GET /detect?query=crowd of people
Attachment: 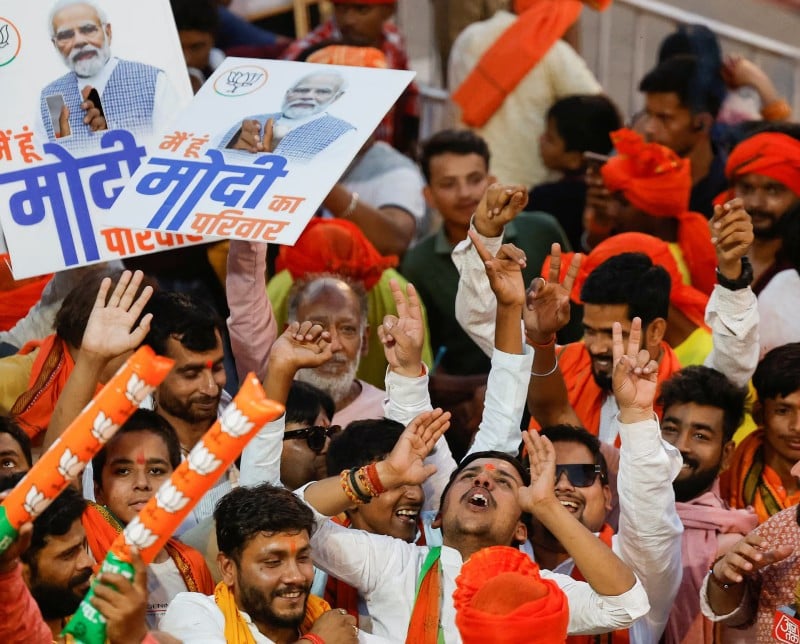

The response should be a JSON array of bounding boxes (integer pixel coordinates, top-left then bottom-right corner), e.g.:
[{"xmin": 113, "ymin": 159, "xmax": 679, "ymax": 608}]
[{"xmin": 2, "ymin": 0, "xmax": 800, "ymax": 642}]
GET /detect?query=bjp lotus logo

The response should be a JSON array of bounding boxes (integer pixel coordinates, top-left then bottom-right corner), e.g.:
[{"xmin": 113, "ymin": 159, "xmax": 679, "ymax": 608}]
[
  {"xmin": 220, "ymin": 404, "xmax": 254, "ymax": 438},
  {"xmin": 124, "ymin": 517, "xmax": 158, "ymax": 550},
  {"xmin": 0, "ymin": 18, "xmax": 21, "ymax": 67},
  {"xmin": 125, "ymin": 373, "xmax": 150, "ymax": 405},
  {"xmin": 155, "ymin": 482, "xmax": 190, "ymax": 513},
  {"xmin": 187, "ymin": 443, "xmax": 222, "ymax": 476}
]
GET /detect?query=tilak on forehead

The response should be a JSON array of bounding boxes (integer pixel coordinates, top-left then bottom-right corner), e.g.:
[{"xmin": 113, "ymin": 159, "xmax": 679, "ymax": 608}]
[
  {"xmin": 484, "ymin": 464, "xmax": 497, "ymax": 471},
  {"xmin": 205, "ymin": 360, "xmax": 213, "ymax": 370}
]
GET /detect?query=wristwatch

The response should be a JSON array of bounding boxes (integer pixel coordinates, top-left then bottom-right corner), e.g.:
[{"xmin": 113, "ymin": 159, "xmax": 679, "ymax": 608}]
[{"xmin": 716, "ymin": 257, "xmax": 753, "ymax": 290}]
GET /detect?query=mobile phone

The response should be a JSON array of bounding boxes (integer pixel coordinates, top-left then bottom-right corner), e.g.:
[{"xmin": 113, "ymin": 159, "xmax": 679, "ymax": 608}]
[
  {"xmin": 45, "ymin": 93, "xmax": 66, "ymax": 137},
  {"xmin": 583, "ymin": 151, "xmax": 610, "ymax": 174},
  {"xmin": 86, "ymin": 87, "xmax": 105, "ymax": 120}
]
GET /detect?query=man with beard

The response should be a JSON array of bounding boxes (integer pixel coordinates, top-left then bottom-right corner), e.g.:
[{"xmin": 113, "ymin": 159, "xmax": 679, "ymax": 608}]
[
  {"xmin": 721, "ymin": 342, "xmax": 800, "ymax": 523},
  {"xmin": 220, "ymin": 71, "xmax": 356, "ymax": 163},
  {"xmin": 161, "ymin": 483, "xmax": 358, "ymax": 643},
  {"xmin": 722, "ymin": 128, "xmax": 800, "ymax": 294},
  {"xmin": 0, "ymin": 480, "xmax": 161, "ymax": 643},
  {"xmin": 288, "ymin": 276, "xmax": 385, "ymax": 427},
  {"xmin": 40, "ymin": 0, "xmax": 180, "ymax": 145},
  {"xmin": 657, "ymin": 366, "xmax": 758, "ymax": 644}
]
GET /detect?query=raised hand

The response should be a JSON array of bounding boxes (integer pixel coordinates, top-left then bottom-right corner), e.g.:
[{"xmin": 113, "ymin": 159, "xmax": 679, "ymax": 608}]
[
  {"xmin": 473, "ymin": 183, "xmax": 528, "ymax": 238},
  {"xmin": 517, "ymin": 429, "xmax": 558, "ymax": 515},
  {"xmin": 80, "ymin": 270, "xmax": 153, "ymax": 362},
  {"xmin": 378, "ymin": 279, "xmax": 425, "ymax": 377},
  {"xmin": 469, "ymin": 229, "xmax": 526, "ymax": 307},
  {"xmin": 711, "ymin": 532, "xmax": 793, "ymax": 586},
  {"xmin": 231, "ymin": 118, "xmax": 274, "ymax": 153},
  {"xmin": 378, "ymin": 409, "xmax": 450, "ymax": 489},
  {"xmin": 269, "ymin": 321, "xmax": 332, "ymax": 372},
  {"xmin": 611, "ymin": 317, "xmax": 658, "ymax": 423},
  {"xmin": 711, "ymin": 197, "xmax": 754, "ymax": 281},
  {"xmin": 523, "ymin": 243, "xmax": 581, "ymax": 343},
  {"xmin": 91, "ymin": 548, "xmax": 149, "ymax": 644}
]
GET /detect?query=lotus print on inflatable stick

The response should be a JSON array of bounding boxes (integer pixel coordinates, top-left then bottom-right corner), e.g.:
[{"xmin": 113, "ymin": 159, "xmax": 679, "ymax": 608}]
[
  {"xmin": 63, "ymin": 374, "xmax": 284, "ymax": 643},
  {"xmin": 0, "ymin": 346, "xmax": 174, "ymax": 556}
]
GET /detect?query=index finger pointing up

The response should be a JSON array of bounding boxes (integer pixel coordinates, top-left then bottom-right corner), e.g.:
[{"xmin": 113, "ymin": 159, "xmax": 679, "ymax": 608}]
[{"xmin": 468, "ymin": 229, "xmax": 493, "ymax": 263}]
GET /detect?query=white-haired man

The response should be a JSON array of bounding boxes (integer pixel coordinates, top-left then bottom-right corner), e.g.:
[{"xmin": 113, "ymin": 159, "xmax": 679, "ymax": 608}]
[
  {"xmin": 219, "ymin": 71, "xmax": 356, "ymax": 163},
  {"xmin": 40, "ymin": 0, "xmax": 180, "ymax": 145}
]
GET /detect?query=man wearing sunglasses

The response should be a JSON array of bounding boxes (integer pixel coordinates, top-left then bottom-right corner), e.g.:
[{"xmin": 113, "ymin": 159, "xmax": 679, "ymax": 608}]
[{"xmin": 40, "ymin": 0, "xmax": 181, "ymax": 147}]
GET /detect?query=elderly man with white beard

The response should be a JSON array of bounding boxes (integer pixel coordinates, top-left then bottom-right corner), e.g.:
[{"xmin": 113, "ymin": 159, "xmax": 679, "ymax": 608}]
[
  {"xmin": 287, "ymin": 275, "xmax": 386, "ymax": 426},
  {"xmin": 39, "ymin": 0, "xmax": 181, "ymax": 146}
]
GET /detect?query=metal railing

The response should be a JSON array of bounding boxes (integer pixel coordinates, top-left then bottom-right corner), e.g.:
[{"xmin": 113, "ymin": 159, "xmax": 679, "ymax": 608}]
[{"xmin": 584, "ymin": 0, "xmax": 800, "ymax": 118}]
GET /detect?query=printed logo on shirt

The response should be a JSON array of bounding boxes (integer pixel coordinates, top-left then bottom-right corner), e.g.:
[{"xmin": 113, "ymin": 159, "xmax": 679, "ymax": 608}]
[
  {"xmin": 0, "ymin": 18, "xmax": 21, "ymax": 67},
  {"xmin": 773, "ymin": 610, "xmax": 800, "ymax": 643},
  {"xmin": 214, "ymin": 65, "xmax": 268, "ymax": 97}
]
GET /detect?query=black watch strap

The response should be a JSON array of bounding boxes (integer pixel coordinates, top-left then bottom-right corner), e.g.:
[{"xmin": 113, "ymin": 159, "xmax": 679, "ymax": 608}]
[{"xmin": 716, "ymin": 257, "xmax": 753, "ymax": 290}]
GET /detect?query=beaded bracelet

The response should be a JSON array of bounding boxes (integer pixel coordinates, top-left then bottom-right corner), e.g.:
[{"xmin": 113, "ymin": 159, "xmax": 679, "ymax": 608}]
[
  {"xmin": 340, "ymin": 469, "xmax": 367, "ymax": 505},
  {"xmin": 349, "ymin": 467, "xmax": 373, "ymax": 504}
]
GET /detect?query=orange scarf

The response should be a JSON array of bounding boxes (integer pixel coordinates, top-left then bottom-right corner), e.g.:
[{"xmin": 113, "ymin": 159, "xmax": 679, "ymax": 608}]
[
  {"xmin": 406, "ymin": 547, "xmax": 442, "ymax": 644},
  {"xmin": 214, "ymin": 580, "xmax": 330, "ymax": 644},
  {"xmin": 719, "ymin": 430, "xmax": 800, "ymax": 524},
  {"xmin": 81, "ymin": 503, "xmax": 214, "ymax": 594},
  {"xmin": 452, "ymin": 0, "xmax": 610, "ymax": 127},
  {"xmin": 568, "ymin": 524, "xmax": 628, "ymax": 644},
  {"xmin": 10, "ymin": 335, "xmax": 74, "ymax": 440},
  {"xmin": 553, "ymin": 341, "xmax": 681, "ymax": 439},
  {"xmin": 0, "ymin": 254, "xmax": 51, "ymax": 331}
]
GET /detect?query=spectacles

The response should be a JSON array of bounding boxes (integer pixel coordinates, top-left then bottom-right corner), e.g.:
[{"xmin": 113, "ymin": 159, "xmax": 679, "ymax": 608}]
[
  {"xmin": 53, "ymin": 23, "xmax": 102, "ymax": 43},
  {"xmin": 283, "ymin": 425, "xmax": 341, "ymax": 453},
  {"xmin": 555, "ymin": 464, "xmax": 604, "ymax": 488}
]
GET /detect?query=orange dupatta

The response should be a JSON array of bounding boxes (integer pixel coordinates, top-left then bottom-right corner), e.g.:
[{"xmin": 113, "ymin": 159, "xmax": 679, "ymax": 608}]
[
  {"xmin": 719, "ymin": 430, "xmax": 800, "ymax": 524},
  {"xmin": 452, "ymin": 0, "xmax": 611, "ymax": 127},
  {"xmin": 554, "ymin": 341, "xmax": 681, "ymax": 439},
  {"xmin": 82, "ymin": 502, "xmax": 214, "ymax": 594},
  {"xmin": 406, "ymin": 547, "xmax": 443, "ymax": 644}
]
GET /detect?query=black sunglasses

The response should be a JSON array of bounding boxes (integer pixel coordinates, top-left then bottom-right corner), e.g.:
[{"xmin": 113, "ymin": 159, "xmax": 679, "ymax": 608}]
[
  {"xmin": 283, "ymin": 425, "xmax": 341, "ymax": 452},
  {"xmin": 555, "ymin": 464, "xmax": 604, "ymax": 488}
]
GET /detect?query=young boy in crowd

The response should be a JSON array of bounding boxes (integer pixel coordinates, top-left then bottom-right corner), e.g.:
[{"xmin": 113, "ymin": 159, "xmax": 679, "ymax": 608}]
[{"xmin": 529, "ymin": 94, "xmax": 622, "ymax": 251}]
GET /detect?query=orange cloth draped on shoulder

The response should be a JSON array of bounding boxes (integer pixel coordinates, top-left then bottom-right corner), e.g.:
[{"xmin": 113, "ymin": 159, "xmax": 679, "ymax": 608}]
[
  {"xmin": 454, "ymin": 546, "xmax": 569, "ymax": 644},
  {"xmin": 452, "ymin": 0, "xmax": 611, "ymax": 127},
  {"xmin": 567, "ymin": 524, "xmax": 629, "ymax": 643},
  {"xmin": 725, "ymin": 132, "xmax": 800, "ymax": 197},
  {"xmin": 0, "ymin": 254, "xmax": 51, "ymax": 332},
  {"xmin": 9, "ymin": 334, "xmax": 101, "ymax": 441},
  {"xmin": 307, "ymin": 45, "xmax": 388, "ymax": 68},
  {"xmin": 553, "ymin": 340, "xmax": 681, "ymax": 438},
  {"xmin": 601, "ymin": 129, "xmax": 717, "ymax": 295},
  {"xmin": 546, "ymin": 233, "xmax": 709, "ymax": 330},
  {"xmin": 215, "ymin": 580, "xmax": 330, "ymax": 644},
  {"xmin": 276, "ymin": 218, "xmax": 398, "ymax": 290},
  {"xmin": 82, "ymin": 503, "xmax": 214, "ymax": 594},
  {"xmin": 719, "ymin": 429, "xmax": 800, "ymax": 524}
]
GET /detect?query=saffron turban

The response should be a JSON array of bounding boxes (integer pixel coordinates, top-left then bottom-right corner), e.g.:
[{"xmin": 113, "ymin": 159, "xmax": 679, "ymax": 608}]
[
  {"xmin": 601, "ymin": 128, "xmax": 690, "ymax": 217},
  {"xmin": 454, "ymin": 546, "xmax": 569, "ymax": 644},
  {"xmin": 275, "ymin": 218, "xmax": 397, "ymax": 290},
  {"xmin": 601, "ymin": 129, "xmax": 717, "ymax": 293},
  {"xmin": 725, "ymin": 132, "xmax": 800, "ymax": 197},
  {"xmin": 307, "ymin": 45, "xmax": 388, "ymax": 68},
  {"xmin": 452, "ymin": 0, "xmax": 611, "ymax": 127},
  {"xmin": 570, "ymin": 233, "xmax": 709, "ymax": 329}
]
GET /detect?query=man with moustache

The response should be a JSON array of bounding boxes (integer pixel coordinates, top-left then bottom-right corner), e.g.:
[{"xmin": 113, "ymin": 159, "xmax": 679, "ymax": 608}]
[
  {"xmin": 161, "ymin": 483, "xmax": 358, "ymax": 643},
  {"xmin": 220, "ymin": 71, "xmax": 355, "ymax": 163},
  {"xmin": 40, "ymin": 0, "xmax": 180, "ymax": 145},
  {"xmin": 657, "ymin": 366, "xmax": 758, "ymax": 644},
  {"xmin": 722, "ymin": 128, "xmax": 800, "ymax": 294}
]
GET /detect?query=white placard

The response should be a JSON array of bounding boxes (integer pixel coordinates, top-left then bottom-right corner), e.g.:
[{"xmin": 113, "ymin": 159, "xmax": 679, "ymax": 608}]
[
  {"xmin": 103, "ymin": 57, "xmax": 415, "ymax": 245},
  {"xmin": 0, "ymin": 0, "xmax": 197, "ymax": 279}
]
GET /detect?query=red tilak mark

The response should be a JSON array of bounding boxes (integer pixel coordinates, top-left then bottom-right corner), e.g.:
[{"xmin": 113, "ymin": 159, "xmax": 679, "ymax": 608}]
[
  {"xmin": 135, "ymin": 452, "xmax": 145, "ymax": 465},
  {"xmin": 484, "ymin": 464, "xmax": 496, "ymax": 471},
  {"xmin": 205, "ymin": 360, "xmax": 213, "ymax": 370}
]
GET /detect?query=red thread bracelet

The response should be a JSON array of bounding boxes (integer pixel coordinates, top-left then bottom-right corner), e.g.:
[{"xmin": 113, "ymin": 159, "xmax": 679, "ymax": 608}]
[{"xmin": 526, "ymin": 334, "xmax": 555, "ymax": 349}]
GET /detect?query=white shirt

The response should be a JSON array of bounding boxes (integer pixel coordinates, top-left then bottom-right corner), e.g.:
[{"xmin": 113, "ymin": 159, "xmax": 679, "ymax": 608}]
[
  {"xmin": 451, "ymin": 221, "xmax": 761, "ymax": 390},
  {"xmin": 757, "ymin": 268, "xmax": 800, "ymax": 358},
  {"xmin": 147, "ymin": 556, "xmax": 187, "ymax": 629}
]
